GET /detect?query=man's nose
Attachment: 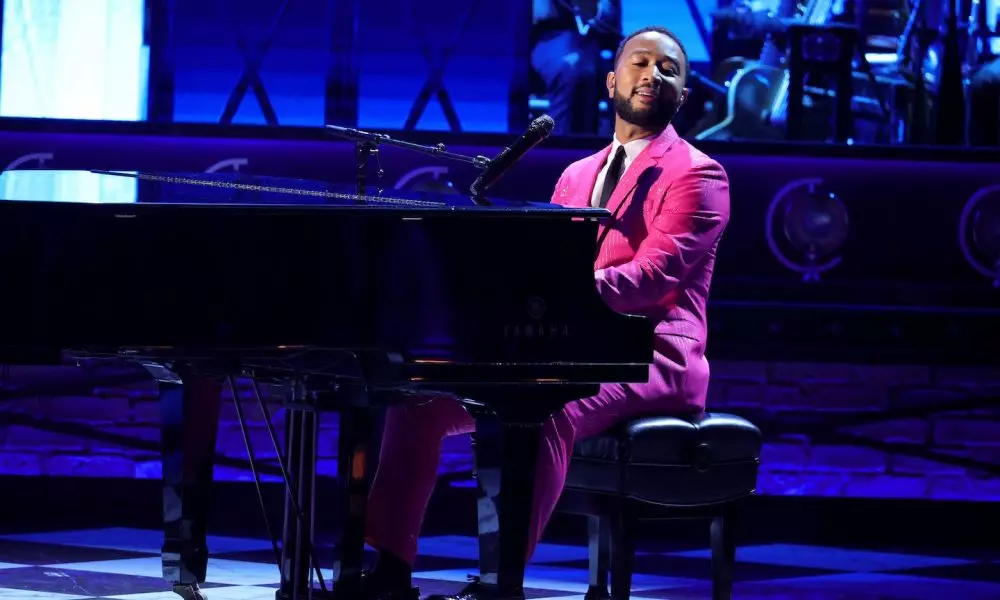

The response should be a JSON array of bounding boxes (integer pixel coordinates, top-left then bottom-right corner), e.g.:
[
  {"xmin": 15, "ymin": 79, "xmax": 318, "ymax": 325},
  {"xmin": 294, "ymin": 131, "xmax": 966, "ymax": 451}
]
[{"xmin": 639, "ymin": 65, "xmax": 662, "ymax": 84}]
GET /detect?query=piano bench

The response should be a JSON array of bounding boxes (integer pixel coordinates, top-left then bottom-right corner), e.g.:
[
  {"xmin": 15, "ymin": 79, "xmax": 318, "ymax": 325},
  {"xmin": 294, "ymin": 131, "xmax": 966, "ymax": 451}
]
[{"xmin": 558, "ymin": 412, "xmax": 762, "ymax": 600}]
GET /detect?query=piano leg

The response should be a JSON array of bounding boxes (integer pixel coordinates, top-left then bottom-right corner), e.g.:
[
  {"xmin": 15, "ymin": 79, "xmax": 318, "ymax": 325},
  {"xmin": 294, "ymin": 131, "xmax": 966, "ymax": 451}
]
[
  {"xmin": 472, "ymin": 416, "xmax": 542, "ymax": 600},
  {"xmin": 471, "ymin": 427, "xmax": 501, "ymax": 584},
  {"xmin": 277, "ymin": 384, "xmax": 374, "ymax": 600},
  {"xmin": 463, "ymin": 385, "xmax": 599, "ymax": 600},
  {"xmin": 278, "ymin": 398, "xmax": 319, "ymax": 600},
  {"xmin": 158, "ymin": 368, "xmax": 223, "ymax": 600},
  {"xmin": 331, "ymin": 402, "xmax": 375, "ymax": 597}
]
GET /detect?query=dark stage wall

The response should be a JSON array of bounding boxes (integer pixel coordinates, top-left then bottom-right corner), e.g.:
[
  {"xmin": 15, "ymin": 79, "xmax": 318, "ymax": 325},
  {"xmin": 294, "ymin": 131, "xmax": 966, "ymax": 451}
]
[{"xmin": 0, "ymin": 123, "xmax": 998, "ymax": 502}]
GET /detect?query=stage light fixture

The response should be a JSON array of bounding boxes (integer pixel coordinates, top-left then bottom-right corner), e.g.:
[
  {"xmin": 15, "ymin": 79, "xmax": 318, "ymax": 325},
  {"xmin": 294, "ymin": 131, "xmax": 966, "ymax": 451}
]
[
  {"xmin": 767, "ymin": 178, "xmax": 849, "ymax": 282},
  {"xmin": 959, "ymin": 184, "xmax": 1000, "ymax": 288}
]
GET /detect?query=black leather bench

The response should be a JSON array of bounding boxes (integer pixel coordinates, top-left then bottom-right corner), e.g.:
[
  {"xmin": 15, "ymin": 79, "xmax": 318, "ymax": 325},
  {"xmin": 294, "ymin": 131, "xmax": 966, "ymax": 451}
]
[{"xmin": 558, "ymin": 412, "xmax": 762, "ymax": 600}]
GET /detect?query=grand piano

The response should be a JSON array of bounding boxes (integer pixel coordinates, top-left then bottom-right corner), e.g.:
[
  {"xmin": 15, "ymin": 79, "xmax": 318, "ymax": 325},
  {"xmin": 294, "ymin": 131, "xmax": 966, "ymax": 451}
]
[{"xmin": 0, "ymin": 169, "xmax": 654, "ymax": 600}]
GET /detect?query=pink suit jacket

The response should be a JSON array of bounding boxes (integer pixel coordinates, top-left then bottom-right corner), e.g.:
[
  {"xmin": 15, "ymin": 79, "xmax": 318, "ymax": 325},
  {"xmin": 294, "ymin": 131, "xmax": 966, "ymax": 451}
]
[{"xmin": 551, "ymin": 124, "xmax": 730, "ymax": 411}]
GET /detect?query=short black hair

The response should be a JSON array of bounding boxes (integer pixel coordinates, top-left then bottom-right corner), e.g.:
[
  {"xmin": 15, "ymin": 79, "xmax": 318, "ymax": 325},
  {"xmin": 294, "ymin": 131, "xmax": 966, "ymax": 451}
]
[{"xmin": 613, "ymin": 26, "xmax": 689, "ymax": 79}]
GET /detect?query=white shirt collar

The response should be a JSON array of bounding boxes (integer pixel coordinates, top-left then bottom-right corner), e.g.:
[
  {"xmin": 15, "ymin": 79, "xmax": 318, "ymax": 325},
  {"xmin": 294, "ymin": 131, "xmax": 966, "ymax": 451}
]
[
  {"xmin": 610, "ymin": 133, "xmax": 655, "ymax": 164},
  {"xmin": 590, "ymin": 134, "xmax": 655, "ymax": 207}
]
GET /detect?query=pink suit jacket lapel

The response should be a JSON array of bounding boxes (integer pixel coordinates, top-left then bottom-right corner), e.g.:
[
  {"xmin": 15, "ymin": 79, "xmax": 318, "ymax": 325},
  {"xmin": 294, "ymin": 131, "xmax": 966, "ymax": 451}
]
[
  {"xmin": 569, "ymin": 146, "xmax": 613, "ymax": 208},
  {"xmin": 595, "ymin": 124, "xmax": 681, "ymax": 241}
]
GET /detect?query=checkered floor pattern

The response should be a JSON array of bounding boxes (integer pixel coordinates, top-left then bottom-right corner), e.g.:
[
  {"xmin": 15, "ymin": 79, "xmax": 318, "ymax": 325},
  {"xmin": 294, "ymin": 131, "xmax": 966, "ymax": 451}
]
[{"xmin": 0, "ymin": 528, "xmax": 996, "ymax": 599}]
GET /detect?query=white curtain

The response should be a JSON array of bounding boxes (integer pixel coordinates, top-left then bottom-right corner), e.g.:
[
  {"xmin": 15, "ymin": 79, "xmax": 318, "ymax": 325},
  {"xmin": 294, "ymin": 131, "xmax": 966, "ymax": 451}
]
[{"xmin": 0, "ymin": 0, "xmax": 146, "ymax": 120}]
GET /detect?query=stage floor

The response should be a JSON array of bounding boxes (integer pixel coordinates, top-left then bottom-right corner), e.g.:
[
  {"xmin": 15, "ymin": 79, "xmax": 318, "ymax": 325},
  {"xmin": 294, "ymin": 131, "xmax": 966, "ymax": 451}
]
[{"xmin": 0, "ymin": 527, "xmax": 997, "ymax": 600}]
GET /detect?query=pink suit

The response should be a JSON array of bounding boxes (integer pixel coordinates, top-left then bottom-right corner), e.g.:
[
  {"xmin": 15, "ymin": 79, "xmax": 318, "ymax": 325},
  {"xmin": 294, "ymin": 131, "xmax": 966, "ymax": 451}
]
[{"xmin": 366, "ymin": 124, "xmax": 731, "ymax": 565}]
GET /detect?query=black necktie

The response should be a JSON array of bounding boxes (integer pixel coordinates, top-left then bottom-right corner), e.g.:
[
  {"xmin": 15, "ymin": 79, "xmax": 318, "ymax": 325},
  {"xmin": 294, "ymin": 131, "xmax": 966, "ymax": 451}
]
[{"xmin": 598, "ymin": 146, "xmax": 626, "ymax": 208}]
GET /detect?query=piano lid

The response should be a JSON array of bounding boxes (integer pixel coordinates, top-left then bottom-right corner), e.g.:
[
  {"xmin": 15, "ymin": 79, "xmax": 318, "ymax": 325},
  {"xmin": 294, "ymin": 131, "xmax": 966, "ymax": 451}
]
[{"xmin": 0, "ymin": 169, "xmax": 609, "ymax": 217}]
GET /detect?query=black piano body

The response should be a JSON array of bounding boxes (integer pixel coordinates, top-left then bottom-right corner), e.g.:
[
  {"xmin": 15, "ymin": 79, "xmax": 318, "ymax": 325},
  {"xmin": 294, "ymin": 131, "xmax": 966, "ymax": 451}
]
[{"xmin": 0, "ymin": 170, "xmax": 654, "ymax": 600}]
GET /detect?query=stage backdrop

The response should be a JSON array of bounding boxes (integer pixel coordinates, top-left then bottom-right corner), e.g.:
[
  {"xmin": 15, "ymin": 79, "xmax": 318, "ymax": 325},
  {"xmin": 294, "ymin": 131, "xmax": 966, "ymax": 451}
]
[
  {"xmin": 0, "ymin": 125, "xmax": 998, "ymax": 503},
  {"xmin": 0, "ymin": 0, "xmax": 713, "ymax": 130}
]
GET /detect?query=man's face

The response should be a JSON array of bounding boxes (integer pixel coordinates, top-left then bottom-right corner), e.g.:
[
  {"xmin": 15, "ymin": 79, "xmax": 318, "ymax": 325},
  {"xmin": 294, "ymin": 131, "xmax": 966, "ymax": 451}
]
[{"xmin": 608, "ymin": 31, "xmax": 688, "ymax": 130}]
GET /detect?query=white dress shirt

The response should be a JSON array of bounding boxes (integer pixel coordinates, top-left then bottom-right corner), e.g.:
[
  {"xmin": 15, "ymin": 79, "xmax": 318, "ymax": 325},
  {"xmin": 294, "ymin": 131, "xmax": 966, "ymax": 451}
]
[{"xmin": 590, "ymin": 134, "xmax": 655, "ymax": 207}]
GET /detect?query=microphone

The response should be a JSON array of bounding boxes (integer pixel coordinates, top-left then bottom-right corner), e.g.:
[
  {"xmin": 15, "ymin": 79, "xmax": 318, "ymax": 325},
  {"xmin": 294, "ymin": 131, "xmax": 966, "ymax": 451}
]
[{"xmin": 470, "ymin": 115, "xmax": 555, "ymax": 196}]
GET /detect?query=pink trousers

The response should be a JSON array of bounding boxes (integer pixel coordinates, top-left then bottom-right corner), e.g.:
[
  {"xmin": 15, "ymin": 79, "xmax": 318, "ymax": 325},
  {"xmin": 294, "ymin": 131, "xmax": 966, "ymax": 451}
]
[{"xmin": 365, "ymin": 383, "xmax": 660, "ymax": 566}]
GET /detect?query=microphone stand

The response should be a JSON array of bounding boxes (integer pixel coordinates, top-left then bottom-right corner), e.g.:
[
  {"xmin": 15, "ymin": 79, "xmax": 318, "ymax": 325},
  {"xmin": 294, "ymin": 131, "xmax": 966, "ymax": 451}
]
[{"xmin": 324, "ymin": 124, "xmax": 492, "ymax": 199}]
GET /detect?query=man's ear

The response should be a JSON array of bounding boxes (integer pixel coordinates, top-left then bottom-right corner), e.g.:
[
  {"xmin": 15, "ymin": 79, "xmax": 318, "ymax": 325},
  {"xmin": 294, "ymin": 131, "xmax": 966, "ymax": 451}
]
[
  {"xmin": 606, "ymin": 71, "xmax": 615, "ymax": 98},
  {"xmin": 679, "ymin": 87, "xmax": 690, "ymax": 108}
]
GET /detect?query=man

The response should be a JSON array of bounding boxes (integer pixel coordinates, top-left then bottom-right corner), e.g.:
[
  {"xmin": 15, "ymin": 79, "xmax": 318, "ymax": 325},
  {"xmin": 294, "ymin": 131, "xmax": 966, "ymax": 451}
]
[{"xmin": 363, "ymin": 25, "xmax": 730, "ymax": 600}]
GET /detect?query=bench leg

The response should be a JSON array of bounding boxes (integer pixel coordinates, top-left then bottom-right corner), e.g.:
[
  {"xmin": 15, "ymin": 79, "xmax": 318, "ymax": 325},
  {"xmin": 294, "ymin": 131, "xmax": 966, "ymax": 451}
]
[
  {"xmin": 585, "ymin": 515, "xmax": 610, "ymax": 600},
  {"xmin": 609, "ymin": 506, "xmax": 635, "ymax": 600},
  {"xmin": 710, "ymin": 511, "xmax": 736, "ymax": 600}
]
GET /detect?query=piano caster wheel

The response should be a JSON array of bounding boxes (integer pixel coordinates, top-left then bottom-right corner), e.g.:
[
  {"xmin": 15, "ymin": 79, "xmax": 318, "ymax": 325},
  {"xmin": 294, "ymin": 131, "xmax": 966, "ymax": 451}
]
[{"xmin": 172, "ymin": 584, "xmax": 208, "ymax": 600}]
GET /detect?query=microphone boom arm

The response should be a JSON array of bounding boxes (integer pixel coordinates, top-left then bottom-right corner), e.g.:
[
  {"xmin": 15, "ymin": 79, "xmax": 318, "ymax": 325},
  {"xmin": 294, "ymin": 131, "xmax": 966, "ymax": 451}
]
[
  {"xmin": 325, "ymin": 124, "xmax": 492, "ymax": 170},
  {"xmin": 326, "ymin": 116, "xmax": 554, "ymax": 205}
]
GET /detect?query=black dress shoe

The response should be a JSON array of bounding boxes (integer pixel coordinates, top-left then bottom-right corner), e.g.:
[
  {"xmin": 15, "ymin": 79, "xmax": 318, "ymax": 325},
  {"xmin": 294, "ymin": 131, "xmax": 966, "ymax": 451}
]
[
  {"xmin": 359, "ymin": 569, "xmax": 421, "ymax": 600},
  {"xmin": 425, "ymin": 575, "xmax": 516, "ymax": 600},
  {"xmin": 424, "ymin": 575, "xmax": 482, "ymax": 600}
]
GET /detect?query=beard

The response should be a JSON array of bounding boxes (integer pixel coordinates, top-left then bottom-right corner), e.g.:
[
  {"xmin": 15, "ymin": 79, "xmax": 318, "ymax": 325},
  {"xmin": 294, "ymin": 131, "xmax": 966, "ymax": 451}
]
[{"xmin": 613, "ymin": 87, "xmax": 676, "ymax": 129}]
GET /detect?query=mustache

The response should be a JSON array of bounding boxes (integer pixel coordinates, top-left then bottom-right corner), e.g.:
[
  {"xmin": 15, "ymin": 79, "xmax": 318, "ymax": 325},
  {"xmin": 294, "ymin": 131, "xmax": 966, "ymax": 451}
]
[{"xmin": 632, "ymin": 85, "xmax": 658, "ymax": 96}]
